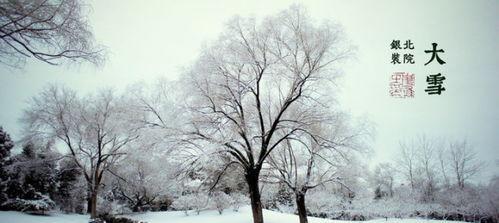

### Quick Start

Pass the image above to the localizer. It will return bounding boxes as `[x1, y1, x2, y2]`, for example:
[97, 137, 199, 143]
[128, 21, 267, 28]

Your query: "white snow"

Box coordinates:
[0, 211, 89, 223]
[0, 207, 467, 223]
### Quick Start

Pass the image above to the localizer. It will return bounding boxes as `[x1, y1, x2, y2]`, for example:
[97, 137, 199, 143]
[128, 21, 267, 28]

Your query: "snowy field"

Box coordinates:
[0, 207, 467, 223]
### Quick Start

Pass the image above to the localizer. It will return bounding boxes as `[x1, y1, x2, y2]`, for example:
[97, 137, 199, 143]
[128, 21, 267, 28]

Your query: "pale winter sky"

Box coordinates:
[0, 0, 498, 182]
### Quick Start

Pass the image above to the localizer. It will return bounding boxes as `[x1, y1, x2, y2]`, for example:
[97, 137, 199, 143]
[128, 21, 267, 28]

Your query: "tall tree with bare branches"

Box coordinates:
[181, 5, 352, 223]
[397, 140, 418, 190]
[448, 139, 484, 189]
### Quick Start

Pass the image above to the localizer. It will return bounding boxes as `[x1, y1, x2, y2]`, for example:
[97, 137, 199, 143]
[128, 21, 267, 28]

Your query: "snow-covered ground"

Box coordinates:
[0, 211, 89, 223]
[0, 207, 467, 223]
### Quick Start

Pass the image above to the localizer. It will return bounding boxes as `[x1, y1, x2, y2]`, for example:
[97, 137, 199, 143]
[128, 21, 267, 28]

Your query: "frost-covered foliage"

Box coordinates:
[230, 193, 250, 212]
[111, 146, 175, 212]
[305, 190, 343, 217]
[1, 141, 60, 214]
[171, 194, 194, 215]
[171, 193, 209, 215]
[0, 131, 88, 214]
[0, 126, 15, 204]
[0, 126, 14, 164]
[11, 142, 59, 196]
[171, 192, 249, 215]
[170, 190, 250, 216]
[305, 182, 498, 222]
[97, 197, 133, 216]
[437, 186, 482, 215]
[261, 183, 294, 212]
[210, 192, 233, 214]
[2, 192, 55, 214]
[479, 176, 499, 221]
[54, 158, 86, 213]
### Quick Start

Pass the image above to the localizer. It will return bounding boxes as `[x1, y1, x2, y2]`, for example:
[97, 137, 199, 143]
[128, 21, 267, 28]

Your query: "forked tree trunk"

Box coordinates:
[295, 190, 308, 223]
[246, 170, 264, 223]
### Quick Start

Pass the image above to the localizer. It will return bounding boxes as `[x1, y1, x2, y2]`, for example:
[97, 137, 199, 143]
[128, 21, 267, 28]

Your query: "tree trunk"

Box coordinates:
[91, 169, 102, 219]
[86, 189, 92, 214]
[133, 203, 140, 212]
[246, 170, 264, 223]
[90, 191, 98, 219]
[295, 190, 308, 223]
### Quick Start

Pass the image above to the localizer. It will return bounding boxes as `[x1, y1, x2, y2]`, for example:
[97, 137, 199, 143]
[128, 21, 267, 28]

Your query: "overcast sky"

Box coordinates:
[1, 0, 497, 182]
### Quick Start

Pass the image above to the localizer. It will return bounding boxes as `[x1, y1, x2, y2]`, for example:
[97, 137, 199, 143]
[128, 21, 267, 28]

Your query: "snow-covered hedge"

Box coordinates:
[171, 192, 250, 215]
[1, 194, 55, 215]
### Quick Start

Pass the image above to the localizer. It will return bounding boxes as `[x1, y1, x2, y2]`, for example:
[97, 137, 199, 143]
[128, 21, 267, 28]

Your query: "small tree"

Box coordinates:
[372, 162, 396, 198]
[267, 114, 370, 223]
[210, 191, 233, 214]
[172, 193, 209, 216]
[230, 192, 249, 212]
[171, 194, 195, 216]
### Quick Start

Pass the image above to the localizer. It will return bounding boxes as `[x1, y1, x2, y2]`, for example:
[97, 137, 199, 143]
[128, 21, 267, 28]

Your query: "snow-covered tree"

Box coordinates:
[172, 192, 209, 216]
[0, 126, 14, 204]
[397, 140, 418, 190]
[371, 162, 396, 198]
[266, 113, 370, 223]
[17, 142, 59, 197]
[180, 5, 352, 223]
[111, 146, 174, 212]
[0, 126, 14, 165]
[55, 157, 86, 213]
[21, 85, 142, 218]
[397, 135, 442, 202]
[448, 140, 484, 189]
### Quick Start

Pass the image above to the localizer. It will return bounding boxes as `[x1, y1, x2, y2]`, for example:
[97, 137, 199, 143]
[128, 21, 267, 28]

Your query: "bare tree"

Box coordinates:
[437, 146, 450, 188]
[0, 0, 104, 67]
[267, 113, 369, 223]
[21, 85, 141, 218]
[416, 135, 439, 201]
[398, 135, 444, 202]
[448, 139, 483, 189]
[181, 5, 352, 223]
[397, 140, 418, 189]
